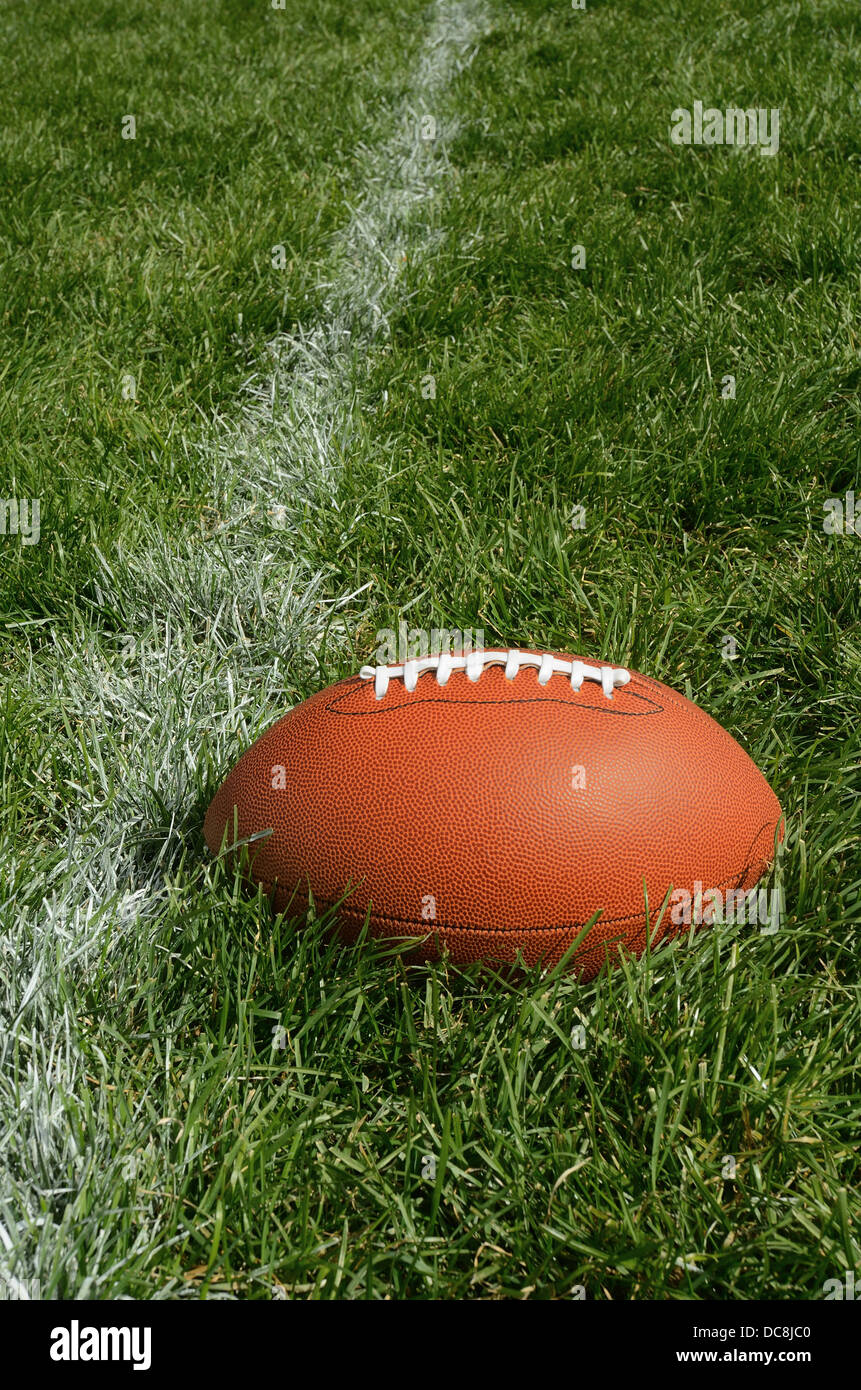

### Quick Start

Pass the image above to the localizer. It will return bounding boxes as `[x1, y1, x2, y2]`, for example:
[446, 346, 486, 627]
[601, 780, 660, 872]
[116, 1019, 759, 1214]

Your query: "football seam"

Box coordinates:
[265, 860, 773, 935]
[325, 677, 664, 718]
[634, 673, 736, 731]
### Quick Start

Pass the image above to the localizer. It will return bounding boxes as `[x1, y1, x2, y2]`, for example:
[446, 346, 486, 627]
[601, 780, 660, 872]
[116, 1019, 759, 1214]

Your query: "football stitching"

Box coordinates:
[359, 650, 632, 700]
[326, 676, 664, 718]
[269, 858, 774, 935]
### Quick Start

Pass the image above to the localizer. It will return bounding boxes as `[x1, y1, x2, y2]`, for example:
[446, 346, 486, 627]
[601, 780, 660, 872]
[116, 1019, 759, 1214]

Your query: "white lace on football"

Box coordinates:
[359, 650, 632, 701]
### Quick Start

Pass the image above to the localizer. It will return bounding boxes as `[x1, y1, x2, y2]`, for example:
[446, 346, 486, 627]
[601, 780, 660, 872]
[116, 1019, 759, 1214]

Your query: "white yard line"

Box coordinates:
[218, 0, 488, 526]
[0, 0, 490, 1296]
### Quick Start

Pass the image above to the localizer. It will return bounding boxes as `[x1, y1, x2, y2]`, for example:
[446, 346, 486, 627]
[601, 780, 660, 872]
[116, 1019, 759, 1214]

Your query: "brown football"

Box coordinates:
[204, 649, 783, 979]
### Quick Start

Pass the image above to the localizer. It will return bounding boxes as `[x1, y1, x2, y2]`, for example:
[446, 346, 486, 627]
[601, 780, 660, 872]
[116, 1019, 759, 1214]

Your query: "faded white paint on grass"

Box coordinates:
[0, 0, 489, 1295]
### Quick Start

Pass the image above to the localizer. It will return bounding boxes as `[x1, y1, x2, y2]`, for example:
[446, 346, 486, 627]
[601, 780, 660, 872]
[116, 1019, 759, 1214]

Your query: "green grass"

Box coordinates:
[0, 0, 859, 1299]
[0, 0, 423, 621]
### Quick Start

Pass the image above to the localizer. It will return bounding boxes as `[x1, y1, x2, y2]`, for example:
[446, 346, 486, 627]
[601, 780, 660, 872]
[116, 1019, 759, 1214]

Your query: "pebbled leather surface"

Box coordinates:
[204, 655, 783, 979]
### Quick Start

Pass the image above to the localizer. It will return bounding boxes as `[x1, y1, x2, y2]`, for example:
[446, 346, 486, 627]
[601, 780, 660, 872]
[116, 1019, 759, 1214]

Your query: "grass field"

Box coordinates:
[0, 0, 859, 1299]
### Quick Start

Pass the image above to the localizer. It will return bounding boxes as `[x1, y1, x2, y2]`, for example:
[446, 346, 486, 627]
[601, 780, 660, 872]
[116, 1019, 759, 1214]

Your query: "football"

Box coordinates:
[204, 649, 783, 979]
